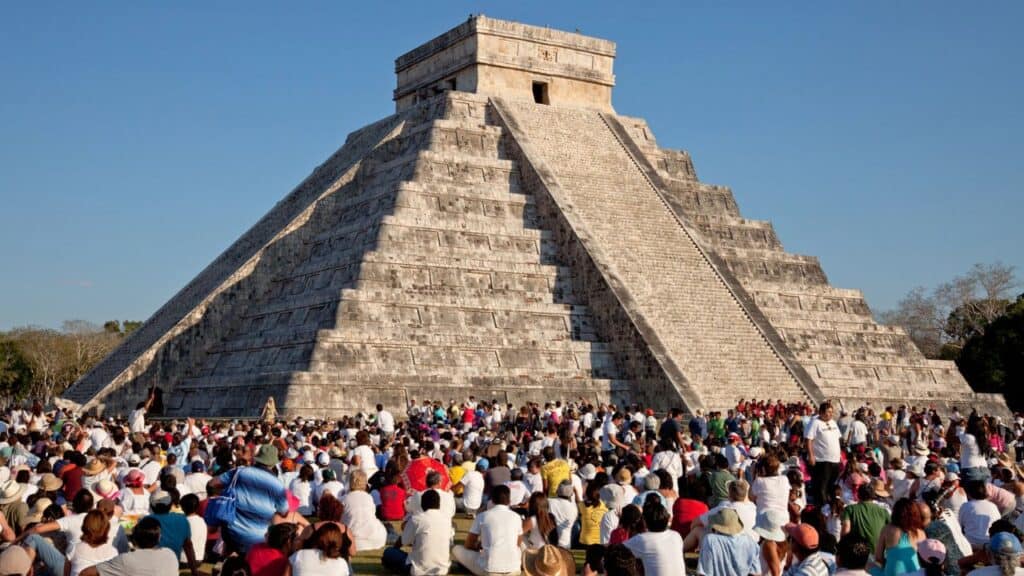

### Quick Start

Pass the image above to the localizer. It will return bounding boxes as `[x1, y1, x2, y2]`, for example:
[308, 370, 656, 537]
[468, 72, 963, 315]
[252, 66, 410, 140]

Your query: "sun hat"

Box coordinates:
[918, 539, 947, 563]
[599, 484, 624, 510]
[578, 464, 597, 481]
[709, 508, 744, 536]
[754, 509, 788, 542]
[0, 545, 31, 576]
[254, 444, 279, 468]
[82, 459, 105, 476]
[124, 469, 145, 488]
[615, 467, 632, 484]
[0, 480, 24, 505]
[870, 478, 891, 499]
[38, 473, 63, 492]
[25, 497, 53, 524]
[523, 544, 575, 576]
[94, 479, 121, 501]
[786, 523, 819, 549]
[991, 532, 1023, 556]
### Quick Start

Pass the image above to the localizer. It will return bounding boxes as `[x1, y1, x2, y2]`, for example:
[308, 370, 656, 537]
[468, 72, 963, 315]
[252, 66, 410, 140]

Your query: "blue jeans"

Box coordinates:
[23, 534, 66, 576]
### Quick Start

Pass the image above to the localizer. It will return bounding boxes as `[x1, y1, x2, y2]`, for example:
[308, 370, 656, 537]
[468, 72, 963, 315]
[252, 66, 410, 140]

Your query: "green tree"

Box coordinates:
[103, 320, 122, 334]
[0, 339, 33, 401]
[122, 321, 143, 335]
[957, 294, 1024, 410]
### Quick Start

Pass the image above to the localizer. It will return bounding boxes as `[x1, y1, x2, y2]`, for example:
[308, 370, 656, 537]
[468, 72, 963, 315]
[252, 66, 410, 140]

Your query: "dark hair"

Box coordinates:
[642, 500, 669, 532]
[299, 464, 315, 483]
[965, 480, 988, 501]
[421, 489, 440, 511]
[618, 504, 645, 537]
[490, 484, 511, 506]
[181, 493, 200, 516]
[81, 509, 110, 547]
[317, 493, 344, 522]
[306, 523, 344, 560]
[605, 544, 643, 576]
[583, 544, 606, 575]
[132, 516, 162, 549]
[837, 537, 872, 570]
[528, 493, 557, 545]
[71, 489, 94, 514]
[267, 522, 297, 550]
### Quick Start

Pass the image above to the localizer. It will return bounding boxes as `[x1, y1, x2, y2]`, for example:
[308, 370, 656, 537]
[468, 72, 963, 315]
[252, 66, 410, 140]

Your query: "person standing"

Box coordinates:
[805, 401, 842, 508]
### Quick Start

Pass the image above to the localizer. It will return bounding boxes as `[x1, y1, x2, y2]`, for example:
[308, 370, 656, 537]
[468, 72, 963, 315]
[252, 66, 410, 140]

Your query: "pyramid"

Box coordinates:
[63, 16, 1009, 418]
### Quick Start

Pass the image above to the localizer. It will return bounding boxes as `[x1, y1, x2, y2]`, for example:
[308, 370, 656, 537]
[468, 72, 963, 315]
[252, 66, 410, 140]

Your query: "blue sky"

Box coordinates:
[1, 1, 1021, 330]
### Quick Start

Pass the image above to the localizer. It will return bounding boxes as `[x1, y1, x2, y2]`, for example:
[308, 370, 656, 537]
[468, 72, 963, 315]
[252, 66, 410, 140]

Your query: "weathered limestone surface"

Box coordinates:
[63, 15, 1009, 418]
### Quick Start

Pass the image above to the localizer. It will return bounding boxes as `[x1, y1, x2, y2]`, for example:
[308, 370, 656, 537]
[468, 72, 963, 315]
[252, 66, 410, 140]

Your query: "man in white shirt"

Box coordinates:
[406, 470, 456, 519]
[376, 404, 395, 439]
[452, 485, 524, 576]
[625, 499, 686, 576]
[458, 461, 486, 515]
[383, 489, 454, 575]
[548, 481, 579, 549]
[128, 391, 155, 435]
[805, 401, 842, 508]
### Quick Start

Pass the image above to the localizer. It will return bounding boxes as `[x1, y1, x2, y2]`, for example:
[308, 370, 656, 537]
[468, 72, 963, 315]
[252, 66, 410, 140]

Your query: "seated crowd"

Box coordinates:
[0, 393, 1019, 576]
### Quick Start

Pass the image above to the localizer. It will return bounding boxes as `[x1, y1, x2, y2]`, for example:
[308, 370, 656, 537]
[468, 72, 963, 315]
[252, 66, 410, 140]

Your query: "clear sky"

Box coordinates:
[1, 1, 1021, 330]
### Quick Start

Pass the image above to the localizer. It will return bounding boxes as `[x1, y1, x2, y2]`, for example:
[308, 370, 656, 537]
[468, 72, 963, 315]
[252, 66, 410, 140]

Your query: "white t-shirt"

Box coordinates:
[751, 474, 790, 515]
[602, 422, 619, 452]
[289, 549, 350, 576]
[960, 499, 1002, 546]
[849, 420, 869, 445]
[341, 491, 387, 551]
[548, 498, 578, 549]
[470, 505, 523, 574]
[624, 530, 686, 576]
[461, 470, 485, 511]
[651, 451, 683, 490]
[181, 515, 207, 563]
[959, 432, 987, 469]
[68, 542, 118, 576]
[57, 512, 88, 546]
[377, 410, 395, 434]
[352, 445, 378, 475]
[128, 408, 146, 434]
[401, 508, 453, 575]
[805, 417, 842, 463]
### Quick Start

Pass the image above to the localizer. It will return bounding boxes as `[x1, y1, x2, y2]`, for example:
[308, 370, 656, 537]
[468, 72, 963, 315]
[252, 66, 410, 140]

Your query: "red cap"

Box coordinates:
[786, 523, 819, 549]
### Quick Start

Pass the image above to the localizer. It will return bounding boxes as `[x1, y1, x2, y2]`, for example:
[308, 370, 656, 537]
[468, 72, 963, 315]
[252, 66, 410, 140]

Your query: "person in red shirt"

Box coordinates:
[246, 522, 297, 576]
[376, 467, 408, 521]
[671, 494, 709, 538]
[59, 451, 86, 502]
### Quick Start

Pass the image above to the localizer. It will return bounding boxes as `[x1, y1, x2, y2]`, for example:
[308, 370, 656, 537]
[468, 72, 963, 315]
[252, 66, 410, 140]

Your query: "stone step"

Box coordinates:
[355, 259, 567, 295]
[335, 299, 597, 333]
[336, 288, 583, 312]
[410, 150, 519, 187]
[763, 308, 879, 325]
[768, 318, 906, 334]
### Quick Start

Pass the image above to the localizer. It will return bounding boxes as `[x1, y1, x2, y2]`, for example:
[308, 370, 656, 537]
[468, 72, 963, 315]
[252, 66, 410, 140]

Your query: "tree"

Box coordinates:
[0, 339, 33, 402]
[103, 320, 122, 334]
[122, 321, 143, 335]
[957, 294, 1024, 409]
[880, 262, 1017, 358]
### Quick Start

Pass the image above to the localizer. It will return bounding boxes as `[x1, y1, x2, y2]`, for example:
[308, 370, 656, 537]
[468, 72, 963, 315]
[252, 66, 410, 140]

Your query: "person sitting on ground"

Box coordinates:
[452, 484, 524, 576]
[696, 507, 759, 576]
[298, 493, 355, 558]
[522, 492, 558, 550]
[66, 509, 118, 576]
[341, 469, 387, 551]
[960, 480, 1002, 551]
[784, 523, 829, 576]
[290, 522, 350, 576]
[834, 537, 873, 576]
[381, 488, 453, 575]
[624, 500, 685, 576]
[965, 531, 1024, 576]
[80, 516, 178, 576]
[246, 522, 298, 576]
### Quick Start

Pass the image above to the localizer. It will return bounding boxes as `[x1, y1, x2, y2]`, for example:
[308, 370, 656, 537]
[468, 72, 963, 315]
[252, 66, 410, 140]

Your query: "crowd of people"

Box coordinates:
[0, 391, 1020, 576]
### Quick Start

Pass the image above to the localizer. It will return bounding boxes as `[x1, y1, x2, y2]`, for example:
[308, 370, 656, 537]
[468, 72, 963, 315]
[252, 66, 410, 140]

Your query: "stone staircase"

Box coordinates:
[493, 99, 815, 412]
[162, 92, 632, 417]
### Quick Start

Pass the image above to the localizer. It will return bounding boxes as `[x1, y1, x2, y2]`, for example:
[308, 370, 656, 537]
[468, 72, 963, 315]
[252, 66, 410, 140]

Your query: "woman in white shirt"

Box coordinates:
[290, 465, 316, 516]
[959, 417, 991, 483]
[118, 470, 150, 516]
[341, 470, 386, 551]
[650, 440, 684, 493]
[750, 453, 790, 516]
[66, 510, 118, 576]
[288, 522, 350, 576]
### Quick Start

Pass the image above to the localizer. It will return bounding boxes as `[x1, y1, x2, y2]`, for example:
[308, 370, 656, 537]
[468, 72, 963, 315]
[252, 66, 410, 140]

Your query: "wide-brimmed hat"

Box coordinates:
[0, 545, 31, 576]
[523, 545, 575, 576]
[124, 469, 145, 488]
[709, 508, 744, 536]
[95, 479, 120, 501]
[38, 473, 62, 492]
[754, 509, 788, 542]
[870, 478, 891, 498]
[254, 444, 279, 468]
[578, 464, 597, 481]
[0, 479, 24, 504]
[82, 459, 105, 476]
[26, 497, 53, 524]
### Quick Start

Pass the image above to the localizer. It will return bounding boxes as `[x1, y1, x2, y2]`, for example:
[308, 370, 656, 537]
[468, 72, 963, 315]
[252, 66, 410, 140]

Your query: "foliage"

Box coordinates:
[879, 262, 1017, 358]
[0, 319, 138, 404]
[957, 294, 1024, 409]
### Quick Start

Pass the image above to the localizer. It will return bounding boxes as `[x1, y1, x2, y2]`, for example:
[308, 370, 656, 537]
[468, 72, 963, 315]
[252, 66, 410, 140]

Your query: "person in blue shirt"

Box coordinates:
[144, 489, 198, 576]
[210, 443, 289, 553]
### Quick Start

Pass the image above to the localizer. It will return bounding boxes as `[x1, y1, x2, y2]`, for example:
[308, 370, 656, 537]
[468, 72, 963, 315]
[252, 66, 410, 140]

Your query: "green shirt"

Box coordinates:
[841, 501, 891, 545]
[707, 469, 736, 508]
[708, 418, 725, 440]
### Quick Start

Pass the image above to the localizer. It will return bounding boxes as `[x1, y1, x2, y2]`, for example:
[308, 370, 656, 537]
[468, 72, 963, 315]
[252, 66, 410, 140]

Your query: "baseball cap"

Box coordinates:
[918, 539, 946, 563]
[786, 523, 819, 549]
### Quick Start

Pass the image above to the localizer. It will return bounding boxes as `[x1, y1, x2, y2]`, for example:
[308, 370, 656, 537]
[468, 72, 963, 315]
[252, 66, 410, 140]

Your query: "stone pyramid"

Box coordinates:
[64, 16, 1008, 417]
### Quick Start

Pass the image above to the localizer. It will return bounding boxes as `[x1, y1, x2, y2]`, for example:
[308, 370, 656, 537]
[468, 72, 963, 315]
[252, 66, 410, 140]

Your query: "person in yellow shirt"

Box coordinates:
[540, 447, 570, 498]
[578, 478, 608, 546]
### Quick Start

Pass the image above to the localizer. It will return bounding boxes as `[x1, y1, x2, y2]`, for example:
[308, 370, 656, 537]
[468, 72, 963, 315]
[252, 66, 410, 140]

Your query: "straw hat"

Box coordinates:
[523, 545, 575, 576]
[710, 508, 744, 536]
[26, 497, 53, 524]
[94, 479, 120, 501]
[38, 473, 62, 493]
[870, 478, 891, 499]
[0, 479, 24, 505]
[82, 459, 105, 476]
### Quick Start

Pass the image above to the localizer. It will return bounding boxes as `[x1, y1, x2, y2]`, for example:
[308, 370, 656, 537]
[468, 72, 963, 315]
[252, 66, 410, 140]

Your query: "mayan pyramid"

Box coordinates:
[63, 16, 1009, 418]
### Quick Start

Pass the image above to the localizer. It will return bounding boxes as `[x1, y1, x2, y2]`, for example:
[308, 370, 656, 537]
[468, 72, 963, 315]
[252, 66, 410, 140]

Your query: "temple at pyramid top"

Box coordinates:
[394, 15, 616, 112]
